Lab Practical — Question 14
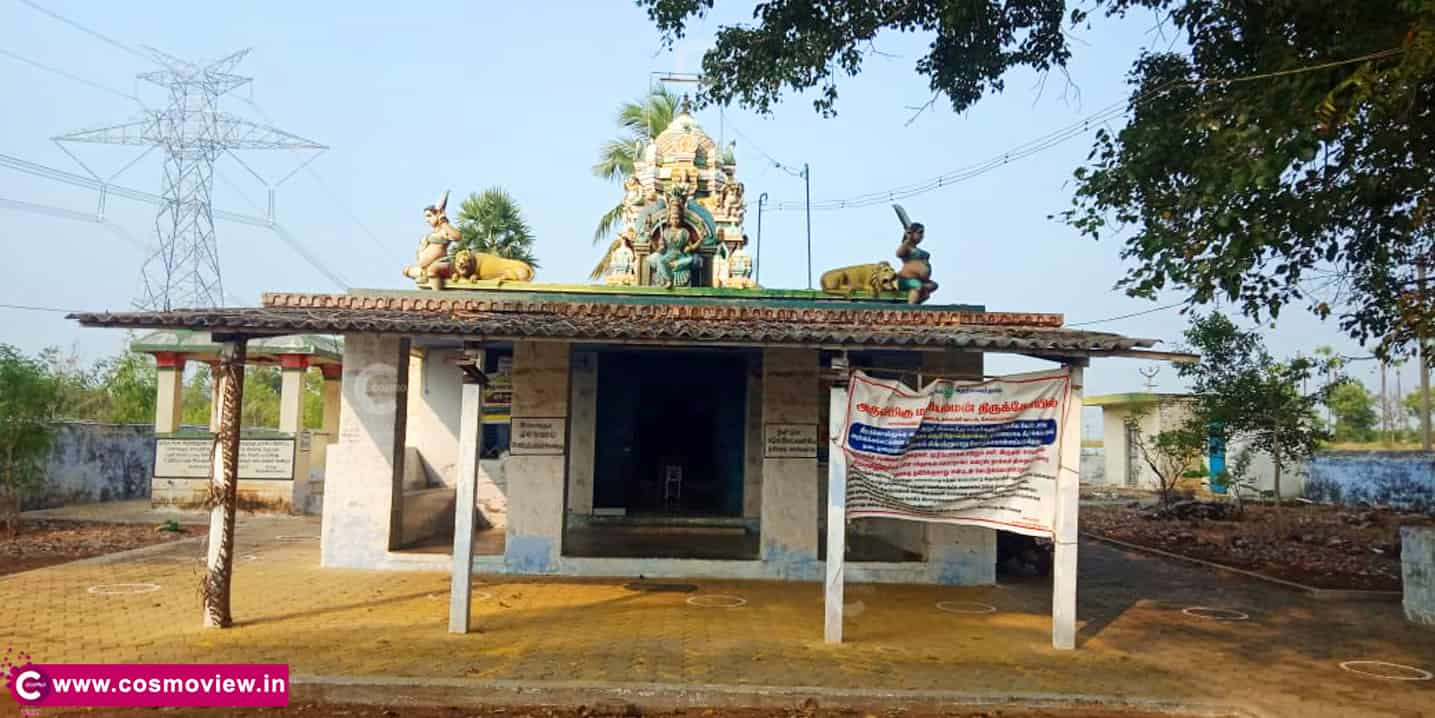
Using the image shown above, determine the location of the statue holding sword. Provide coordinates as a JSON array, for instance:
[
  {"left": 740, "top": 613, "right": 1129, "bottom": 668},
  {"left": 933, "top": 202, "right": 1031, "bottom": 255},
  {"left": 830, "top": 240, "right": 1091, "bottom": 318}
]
[{"left": 892, "top": 204, "right": 937, "bottom": 304}]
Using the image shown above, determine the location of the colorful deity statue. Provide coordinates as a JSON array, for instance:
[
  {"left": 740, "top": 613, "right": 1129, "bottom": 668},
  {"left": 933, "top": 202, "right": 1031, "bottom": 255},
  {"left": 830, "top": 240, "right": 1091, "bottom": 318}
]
[
  {"left": 646, "top": 198, "right": 701, "bottom": 287},
  {"left": 403, "top": 190, "right": 461, "bottom": 289},
  {"left": 894, "top": 218, "right": 937, "bottom": 304}
]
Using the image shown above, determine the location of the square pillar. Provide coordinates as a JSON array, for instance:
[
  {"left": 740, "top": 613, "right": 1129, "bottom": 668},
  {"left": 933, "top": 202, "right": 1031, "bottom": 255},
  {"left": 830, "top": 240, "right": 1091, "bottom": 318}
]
[
  {"left": 1053, "top": 365, "right": 1084, "bottom": 650},
  {"left": 153, "top": 352, "right": 186, "bottom": 434},
  {"left": 504, "top": 341, "right": 570, "bottom": 574},
  {"left": 565, "top": 350, "right": 597, "bottom": 516},
  {"left": 760, "top": 348, "right": 820, "bottom": 578},
  {"left": 450, "top": 375, "right": 485, "bottom": 634},
  {"left": 921, "top": 350, "right": 996, "bottom": 584},
  {"left": 321, "top": 334, "right": 410, "bottom": 568},
  {"left": 278, "top": 354, "right": 309, "bottom": 434}
]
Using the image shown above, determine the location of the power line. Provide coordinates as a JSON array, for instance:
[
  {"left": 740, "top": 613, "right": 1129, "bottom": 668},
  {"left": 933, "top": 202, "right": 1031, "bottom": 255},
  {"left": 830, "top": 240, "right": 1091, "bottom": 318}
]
[
  {"left": 17, "top": 0, "right": 149, "bottom": 61},
  {"left": 0, "top": 152, "right": 348, "bottom": 291},
  {"left": 769, "top": 47, "right": 1405, "bottom": 212},
  {"left": 0, "top": 302, "right": 82, "bottom": 314},
  {"left": 0, "top": 47, "right": 143, "bottom": 105},
  {"left": 1066, "top": 302, "right": 1184, "bottom": 327},
  {"left": 235, "top": 95, "right": 390, "bottom": 258}
]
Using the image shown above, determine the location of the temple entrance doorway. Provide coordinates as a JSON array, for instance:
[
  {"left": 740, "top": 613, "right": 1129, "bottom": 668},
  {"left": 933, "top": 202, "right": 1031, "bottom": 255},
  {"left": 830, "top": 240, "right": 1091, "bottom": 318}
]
[{"left": 565, "top": 347, "right": 757, "bottom": 560}]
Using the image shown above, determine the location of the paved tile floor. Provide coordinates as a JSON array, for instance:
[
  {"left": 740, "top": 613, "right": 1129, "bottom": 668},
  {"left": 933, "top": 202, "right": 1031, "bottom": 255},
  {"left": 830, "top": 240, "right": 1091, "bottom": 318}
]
[{"left": 2, "top": 504, "right": 1432, "bottom": 717}]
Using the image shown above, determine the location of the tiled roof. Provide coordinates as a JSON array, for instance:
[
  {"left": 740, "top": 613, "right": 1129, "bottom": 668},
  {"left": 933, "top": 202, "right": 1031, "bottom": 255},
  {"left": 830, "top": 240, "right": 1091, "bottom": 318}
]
[{"left": 70, "top": 290, "right": 1165, "bottom": 358}]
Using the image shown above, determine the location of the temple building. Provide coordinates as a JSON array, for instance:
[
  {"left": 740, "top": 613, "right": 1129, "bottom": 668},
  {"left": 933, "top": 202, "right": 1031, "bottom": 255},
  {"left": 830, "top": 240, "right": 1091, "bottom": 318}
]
[
  {"left": 75, "top": 286, "right": 1167, "bottom": 587},
  {"left": 69, "top": 102, "right": 1177, "bottom": 644}
]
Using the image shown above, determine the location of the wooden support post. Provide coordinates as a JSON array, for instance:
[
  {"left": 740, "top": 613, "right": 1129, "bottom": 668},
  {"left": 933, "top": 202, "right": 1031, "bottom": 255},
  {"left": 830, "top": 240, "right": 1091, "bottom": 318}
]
[
  {"left": 203, "top": 338, "right": 247, "bottom": 628},
  {"left": 450, "top": 358, "right": 485, "bottom": 634},
  {"left": 824, "top": 361, "right": 849, "bottom": 644},
  {"left": 1052, "top": 364, "right": 1084, "bottom": 649}
]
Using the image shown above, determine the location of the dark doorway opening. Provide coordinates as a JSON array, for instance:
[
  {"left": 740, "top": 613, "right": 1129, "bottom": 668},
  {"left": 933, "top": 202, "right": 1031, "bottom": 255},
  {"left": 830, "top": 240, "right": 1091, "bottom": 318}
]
[
  {"left": 568, "top": 347, "right": 756, "bottom": 560},
  {"left": 592, "top": 349, "right": 747, "bottom": 516}
]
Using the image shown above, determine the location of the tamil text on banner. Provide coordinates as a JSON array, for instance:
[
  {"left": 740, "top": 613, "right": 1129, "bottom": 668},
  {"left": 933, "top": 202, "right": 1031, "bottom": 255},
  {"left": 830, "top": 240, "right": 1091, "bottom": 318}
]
[{"left": 842, "top": 368, "right": 1073, "bottom": 537}]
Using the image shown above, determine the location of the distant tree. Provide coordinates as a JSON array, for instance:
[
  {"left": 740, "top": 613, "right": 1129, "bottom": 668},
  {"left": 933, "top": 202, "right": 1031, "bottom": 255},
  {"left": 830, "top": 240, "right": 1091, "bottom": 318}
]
[
  {"left": 181, "top": 368, "right": 213, "bottom": 428},
  {"left": 590, "top": 86, "right": 680, "bottom": 272},
  {"left": 39, "top": 346, "right": 107, "bottom": 421},
  {"left": 1326, "top": 379, "right": 1379, "bottom": 443},
  {"left": 1178, "top": 313, "right": 1329, "bottom": 523},
  {"left": 1405, "top": 387, "right": 1434, "bottom": 426},
  {"left": 1123, "top": 403, "right": 1205, "bottom": 510},
  {"left": 0, "top": 344, "right": 60, "bottom": 534},
  {"left": 97, "top": 347, "right": 157, "bottom": 425},
  {"left": 241, "top": 367, "right": 282, "bottom": 429},
  {"left": 303, "top": 371, "right": 324, "bottom": 430},
  {"left": 453, "top": 188, "right": 539, "bottom": 268}
]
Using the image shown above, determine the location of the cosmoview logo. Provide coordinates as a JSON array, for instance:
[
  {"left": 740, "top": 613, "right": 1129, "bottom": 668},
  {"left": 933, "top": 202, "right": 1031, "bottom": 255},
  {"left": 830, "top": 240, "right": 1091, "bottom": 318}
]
[{"left": 351, "top": 363, "right": 408, "bottom": 414}]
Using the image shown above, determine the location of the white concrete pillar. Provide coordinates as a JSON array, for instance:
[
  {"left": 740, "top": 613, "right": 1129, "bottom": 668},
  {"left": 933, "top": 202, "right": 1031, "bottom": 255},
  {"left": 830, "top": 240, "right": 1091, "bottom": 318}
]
[
  {"left": 450, "top": 378, "right": 484, "bottom": 634},
  {"left": 760, "top": 348, "right": 820, "bottom": 578},
  {"left": 922, "top": 350, "right": 996, "bottom": 584},
  {"left": 824, "top": 378, "right": 848, "bottom": 644},
  {"left": 504, "top": 341, "right": 570, "bottom": 574},
  {"left": 320, "top": 334, "right": 410, "bottom": 568},
  {"left": 565, "top": 351, "right": 597, "bottom": 516},
  {"left": 278, "top": 355, "right": 309, "bottom": 434},
  {"left": 153, "top": 352, "right": 186, "bottom": 434},
  {"left": 1053, "top": 365, "right": 1084, "bottom": 650}
]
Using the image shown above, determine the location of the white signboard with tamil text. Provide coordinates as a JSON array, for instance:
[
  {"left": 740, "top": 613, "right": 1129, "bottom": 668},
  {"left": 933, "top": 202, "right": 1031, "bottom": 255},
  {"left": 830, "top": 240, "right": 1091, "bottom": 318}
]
[
  {"left": 154, "top": 437, "right": 297, "bottom": 480},
  {"left": 510, "top": 417, "right": 566, "bottom": 456},
  {"left": 840, "top": 368, "right": 1073, "bottom": 537}
]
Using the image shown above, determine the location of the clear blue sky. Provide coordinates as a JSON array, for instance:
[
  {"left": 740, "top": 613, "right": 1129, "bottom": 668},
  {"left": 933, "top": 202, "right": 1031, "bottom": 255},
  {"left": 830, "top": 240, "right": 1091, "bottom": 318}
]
[{"left": 0, "top": 0, "right": 1418, "bottom": 420}]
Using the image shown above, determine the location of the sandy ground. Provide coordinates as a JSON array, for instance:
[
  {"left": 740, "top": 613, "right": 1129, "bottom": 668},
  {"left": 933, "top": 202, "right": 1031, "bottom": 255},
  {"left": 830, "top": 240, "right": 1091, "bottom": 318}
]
[{"left": 3, "top": 502, "right": 1431, "bottom": 718}]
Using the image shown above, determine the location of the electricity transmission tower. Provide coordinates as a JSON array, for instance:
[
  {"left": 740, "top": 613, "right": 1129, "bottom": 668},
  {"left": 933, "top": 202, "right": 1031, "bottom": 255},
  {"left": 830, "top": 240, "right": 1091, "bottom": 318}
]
[{"left": 55, "top": 48, "right": 325, "bottom": 311}]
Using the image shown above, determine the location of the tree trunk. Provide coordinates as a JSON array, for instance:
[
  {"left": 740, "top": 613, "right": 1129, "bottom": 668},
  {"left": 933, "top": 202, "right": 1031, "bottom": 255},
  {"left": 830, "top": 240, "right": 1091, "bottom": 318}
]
[
  {"left": 1271, "top": 439, "right": 1283, "bottom": 530},
  {"left": 203, "top": 339, "right": 246, "bottom": 628},
  {"left": 0, "top": 480, "right": 19, "bottom": 538}
]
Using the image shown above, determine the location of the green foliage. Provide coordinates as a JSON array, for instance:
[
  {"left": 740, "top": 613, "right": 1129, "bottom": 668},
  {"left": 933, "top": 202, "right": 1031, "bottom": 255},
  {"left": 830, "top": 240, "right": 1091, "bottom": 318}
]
[
  {"left": 241, "top": 366, "right": 282, "bottom": 429},
  {"left": 303, "top": 370, "right": 324, "bottom": 430},
  {"left": 1062, "top": 2, "right": 1435, "bottom": 359},
  {"left": 97, "top": 346, "right": 157, "bottom": 425},
  {"left": 0, "top": 344, "right": 60, "bottom": 495},
  {"left": 181, "top": 368, "right": 213, "bottom": 427},
  {"left": 1123, "top": 403, "right": 1205, "bottom": 508},
  {"left": 591, "top": 87, "right": 679, "bottom": 248},
  {"left": 640, "top": 0, "right": 1435, "bottom": 358},
  {"left": 453, "top": 188, "right": 539, "bottom": 268},
  {"left": 1177, "top": 313, "right": 1329, "bottom": 505},
  {"left": 1405, "top": 386, "right": 1434, "bottom": 423},
  {"left": 639, "top": 0, "right": 1070, "bottom": 117},
  {"left": 1326, "top": 379, "right": 1379, "bottom": 442}
]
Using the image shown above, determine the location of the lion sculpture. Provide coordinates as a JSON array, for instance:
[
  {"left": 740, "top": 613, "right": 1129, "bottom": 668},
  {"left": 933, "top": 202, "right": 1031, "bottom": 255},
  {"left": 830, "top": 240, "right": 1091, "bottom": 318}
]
[
  {"left": 819, "top": 261, "right": 898, "bottom": 298},
  {"left": 451, "top": 249, "right": 535, "bottom": 285}
]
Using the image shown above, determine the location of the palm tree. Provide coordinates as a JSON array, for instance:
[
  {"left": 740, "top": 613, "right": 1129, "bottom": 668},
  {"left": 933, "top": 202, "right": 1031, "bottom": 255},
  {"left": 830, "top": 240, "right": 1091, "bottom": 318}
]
[
  {"left": 454, "top": 188, "right": 539, "bottom": 268},
  {"left": 589, "top": 88, "right": 681, "bottom": 277}
]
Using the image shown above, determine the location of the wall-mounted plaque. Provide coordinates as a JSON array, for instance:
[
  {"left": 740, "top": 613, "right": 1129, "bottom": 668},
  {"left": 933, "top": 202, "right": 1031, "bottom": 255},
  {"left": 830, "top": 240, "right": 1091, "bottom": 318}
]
[
  {"left": 154, "top": 437, "right": 296, "bottom": 480},
  {"left": 510, "top": 417, "right": 566, "bottom": 456},
  {"left": 765, "top": 423, "right": 818, "bottom": 459}
]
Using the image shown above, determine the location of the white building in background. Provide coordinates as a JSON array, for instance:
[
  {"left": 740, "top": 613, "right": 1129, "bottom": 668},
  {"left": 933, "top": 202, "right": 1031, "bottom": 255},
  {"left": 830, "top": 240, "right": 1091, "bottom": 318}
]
[{"left": 1084, "top": 392, "right": 1304, "bottom": 497}]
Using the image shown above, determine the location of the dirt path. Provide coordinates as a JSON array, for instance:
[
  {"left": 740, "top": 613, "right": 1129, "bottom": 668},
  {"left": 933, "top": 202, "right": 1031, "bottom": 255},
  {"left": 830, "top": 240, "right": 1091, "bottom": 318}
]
[{"left": 0, "top": 519, "right": 194, "bottom": 576}]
